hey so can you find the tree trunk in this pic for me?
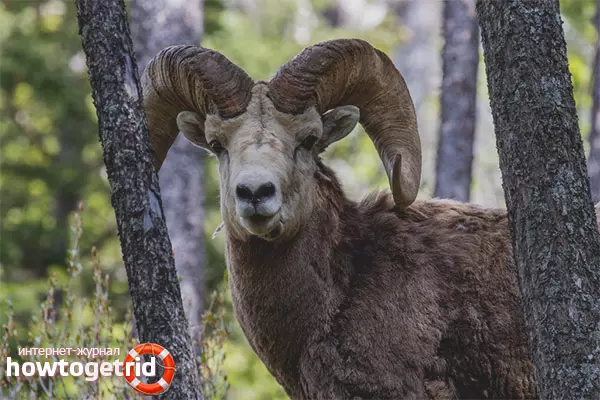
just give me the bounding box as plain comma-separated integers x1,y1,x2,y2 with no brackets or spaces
130,0,206,346
589,0,600,203
478,1,600,398
434,0,478,202
75,1,203,398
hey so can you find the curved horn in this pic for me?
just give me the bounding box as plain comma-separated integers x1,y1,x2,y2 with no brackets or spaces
141,45,254,169
268,39,421,208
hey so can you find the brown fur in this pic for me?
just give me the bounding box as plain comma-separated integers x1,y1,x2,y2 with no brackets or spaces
148,43,600,399
226,162,541,399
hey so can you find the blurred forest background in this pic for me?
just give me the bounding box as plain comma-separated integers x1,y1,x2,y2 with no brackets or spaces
1,0,599,398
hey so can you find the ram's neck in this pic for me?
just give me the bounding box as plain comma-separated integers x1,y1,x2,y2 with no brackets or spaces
225,167,355,395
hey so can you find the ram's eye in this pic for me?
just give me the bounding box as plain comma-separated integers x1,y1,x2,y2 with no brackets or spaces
209,140,224,153
300,135,319,151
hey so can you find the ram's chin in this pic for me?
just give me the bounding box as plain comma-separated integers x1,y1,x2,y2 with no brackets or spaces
240,215,283,241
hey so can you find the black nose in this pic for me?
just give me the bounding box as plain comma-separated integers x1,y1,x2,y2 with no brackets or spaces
236,182,276,205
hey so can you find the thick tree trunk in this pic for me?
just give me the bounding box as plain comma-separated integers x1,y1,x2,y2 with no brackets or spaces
130,0,206,345
478,1,600,398
75,1,203,398
434,0,478,202
589,1,600,203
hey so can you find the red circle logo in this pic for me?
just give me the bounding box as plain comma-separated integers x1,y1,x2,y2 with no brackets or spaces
123,343,176,395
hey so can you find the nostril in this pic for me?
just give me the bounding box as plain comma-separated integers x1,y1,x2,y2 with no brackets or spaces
255,182,275,200
236,184,253,201
236,182,276,204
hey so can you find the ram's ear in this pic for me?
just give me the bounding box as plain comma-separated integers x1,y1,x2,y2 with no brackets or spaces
177,111,209,150
317,105,360,153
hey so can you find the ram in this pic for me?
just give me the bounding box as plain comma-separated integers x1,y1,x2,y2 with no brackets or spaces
140,38,584,399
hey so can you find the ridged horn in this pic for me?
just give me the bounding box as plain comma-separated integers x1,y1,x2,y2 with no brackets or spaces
268,39,421,208
141,45,254,170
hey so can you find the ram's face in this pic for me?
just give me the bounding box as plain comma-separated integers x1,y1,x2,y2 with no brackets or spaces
144,42,422,241
177,84,359,241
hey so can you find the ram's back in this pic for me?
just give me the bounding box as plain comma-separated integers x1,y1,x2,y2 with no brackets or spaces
408,199,537,398
342,194,538,398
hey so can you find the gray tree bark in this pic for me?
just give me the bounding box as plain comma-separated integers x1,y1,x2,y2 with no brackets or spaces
434,0,478,202
130,0,206,346
75,0,203,398
589,0,600,203
478,0,600,398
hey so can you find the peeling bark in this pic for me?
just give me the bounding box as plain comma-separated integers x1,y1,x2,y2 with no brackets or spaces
130,0,206,348
478,0,600,398
75,0,203,398
434,0,479,202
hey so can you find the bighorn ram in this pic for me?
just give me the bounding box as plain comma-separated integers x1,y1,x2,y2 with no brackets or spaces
141,39,540,399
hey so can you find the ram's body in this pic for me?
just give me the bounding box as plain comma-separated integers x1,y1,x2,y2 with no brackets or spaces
139,39,599,399
228,163,534,399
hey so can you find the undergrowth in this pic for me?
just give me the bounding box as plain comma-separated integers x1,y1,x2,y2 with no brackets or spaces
0,202,229,399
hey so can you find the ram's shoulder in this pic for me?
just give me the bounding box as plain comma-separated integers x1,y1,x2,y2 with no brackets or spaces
357,193,507,229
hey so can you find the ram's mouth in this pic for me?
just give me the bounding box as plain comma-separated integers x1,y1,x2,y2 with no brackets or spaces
240,213,283,240
246,214,273,225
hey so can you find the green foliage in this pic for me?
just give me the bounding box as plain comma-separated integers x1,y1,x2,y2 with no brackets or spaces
560,0,597,139
0,0,118,281
205,0,226,36
1,207,139,398
203,1,400,80
561,0,596,41
1,207,231,398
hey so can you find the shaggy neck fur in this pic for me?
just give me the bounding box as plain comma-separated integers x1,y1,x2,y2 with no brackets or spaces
225,163,356,394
